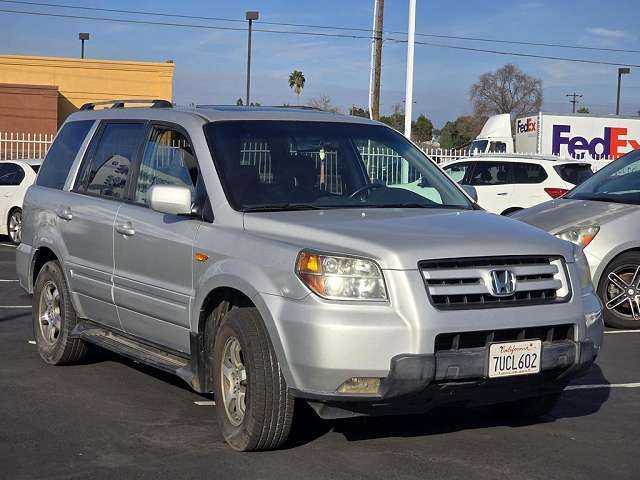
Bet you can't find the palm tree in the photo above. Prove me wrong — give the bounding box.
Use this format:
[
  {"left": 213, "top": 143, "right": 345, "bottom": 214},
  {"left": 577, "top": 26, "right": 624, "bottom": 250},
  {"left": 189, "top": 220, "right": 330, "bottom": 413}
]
[{"left": 288, "top": 70, "right": 306, "bottom": 104}]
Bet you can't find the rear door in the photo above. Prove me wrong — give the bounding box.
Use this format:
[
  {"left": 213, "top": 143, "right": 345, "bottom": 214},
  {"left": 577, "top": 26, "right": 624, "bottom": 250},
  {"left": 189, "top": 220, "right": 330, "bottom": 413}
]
[
  {"left": 464, "top": 161, "right": 514, "bottom": 214},
  {"left": 63, "top": 121, "right": 146, "bottom": 330},
  {"left": 511, "top": 162, "right": 549, "bottom": 208},
  {"left": 113, "top": 123, "right": 203, "bottom": 353}
]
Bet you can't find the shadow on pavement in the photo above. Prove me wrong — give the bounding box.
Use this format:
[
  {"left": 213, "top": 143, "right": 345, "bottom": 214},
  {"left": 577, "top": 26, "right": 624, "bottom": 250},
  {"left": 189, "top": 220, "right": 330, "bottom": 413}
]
[{"left": 328, "top": 364, "right": 610, "bottom": 444}]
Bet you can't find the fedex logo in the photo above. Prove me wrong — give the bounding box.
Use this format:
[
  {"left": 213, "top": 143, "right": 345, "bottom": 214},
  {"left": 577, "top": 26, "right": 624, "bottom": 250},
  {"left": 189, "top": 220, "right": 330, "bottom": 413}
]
[
  {"left": 552, "top": 124, "right": 640, "bottom": 159},
  {"left": 517, "top": 117, "right": 537, "bottom": 134}
]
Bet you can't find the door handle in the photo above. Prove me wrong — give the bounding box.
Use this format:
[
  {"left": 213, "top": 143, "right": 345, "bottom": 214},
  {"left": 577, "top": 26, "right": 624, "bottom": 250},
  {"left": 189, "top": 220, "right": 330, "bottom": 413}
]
[
  {"left": 116, "top": 223, "right": 136, "bottom": 236},
  {"left": 496, "top": 192, "right": 509, "bottom": 196},
  {"left": 56, "top": 207, "right": 73, "bottom": 221}
]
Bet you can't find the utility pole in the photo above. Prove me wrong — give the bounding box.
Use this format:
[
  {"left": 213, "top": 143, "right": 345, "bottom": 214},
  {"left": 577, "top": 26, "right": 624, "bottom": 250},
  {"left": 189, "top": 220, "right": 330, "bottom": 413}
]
[
  {"left": 245, "top": 11, "right": 259, "bottom": 106},
  {"left": 79, "top": 32, "right": 89, "bottom": 59},
  {"left": 566, "top": 92, "right": 583, "bottom": 113},
  {"left": 402, "top": 0, "right": 416, "bottom": 184},
  {"left": 616, "top": 67, "right": 631, "bottom": 115},
  {"left": 370, "top": 0, "right": 384, "bottom": 120}
]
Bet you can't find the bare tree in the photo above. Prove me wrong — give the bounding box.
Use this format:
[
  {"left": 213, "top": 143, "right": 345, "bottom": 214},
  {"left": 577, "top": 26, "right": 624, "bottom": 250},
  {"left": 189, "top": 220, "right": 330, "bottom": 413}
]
[
  {"left": 470, "top": 64, "right": 542, "bottom": 118},
  {"left": 308, "top": 95, "right": 340, "bottom": 113}
]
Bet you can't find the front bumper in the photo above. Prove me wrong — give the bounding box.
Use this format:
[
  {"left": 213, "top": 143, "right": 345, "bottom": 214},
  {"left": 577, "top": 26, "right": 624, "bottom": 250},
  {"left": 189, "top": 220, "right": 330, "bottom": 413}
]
[{"left": 296, "top": 339, "right": 597, "bottom": 419}]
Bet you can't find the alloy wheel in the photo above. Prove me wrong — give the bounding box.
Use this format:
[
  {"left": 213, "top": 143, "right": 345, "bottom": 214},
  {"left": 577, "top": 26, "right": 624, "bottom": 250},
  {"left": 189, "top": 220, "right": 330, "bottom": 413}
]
[
  {"left": 220, "top": 336, "right": 247, "bottom": 426},
  {"left": 8, "top": 210, "right": 22, "bottom": 244},
  {"left": 605, "top": 265, "right": 640, "bottom": 321},
  {"left": 38, "top": 280, "right": 63, "bottom": 345}
]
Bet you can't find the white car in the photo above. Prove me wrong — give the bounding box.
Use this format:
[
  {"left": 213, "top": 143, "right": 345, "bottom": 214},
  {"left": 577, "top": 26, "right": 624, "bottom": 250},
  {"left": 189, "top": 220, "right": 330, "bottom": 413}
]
[
  {"left": 0, "top": 159, "right": 41, "bottom": 244},
  {"left": 442, "top": 154, "right": 593, "bottom": 215}
]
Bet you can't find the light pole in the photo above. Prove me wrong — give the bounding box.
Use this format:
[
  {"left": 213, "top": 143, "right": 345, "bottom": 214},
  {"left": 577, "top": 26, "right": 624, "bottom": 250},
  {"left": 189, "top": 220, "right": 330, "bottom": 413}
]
[
  {"left": 79, "top": 32, "right": 89, "bottom": 59},
  {"left": 245, "top": 11, "right": 259, "bottom": 106},
  {"left": 616, "top": 67, "right": 630, "bottom": 115}
]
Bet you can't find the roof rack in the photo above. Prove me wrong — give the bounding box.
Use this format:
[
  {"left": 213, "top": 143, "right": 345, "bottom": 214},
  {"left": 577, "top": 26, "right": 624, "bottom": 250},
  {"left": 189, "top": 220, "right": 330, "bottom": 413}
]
[
  {"left": 194, "top": 104, "right": 323, "bottom": 111},
  {"left": 79, "top": 99, "right": 172, "bottom": 110}
]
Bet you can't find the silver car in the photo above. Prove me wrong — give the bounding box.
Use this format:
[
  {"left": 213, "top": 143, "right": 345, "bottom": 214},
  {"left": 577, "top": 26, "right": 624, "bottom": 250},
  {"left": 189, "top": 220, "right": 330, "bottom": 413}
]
[
  {"left": 17, "top": 101, "right": 603, "bottom": 451},
  {"left": 513, "top": 150, "right": 640, "bottom": 329}
]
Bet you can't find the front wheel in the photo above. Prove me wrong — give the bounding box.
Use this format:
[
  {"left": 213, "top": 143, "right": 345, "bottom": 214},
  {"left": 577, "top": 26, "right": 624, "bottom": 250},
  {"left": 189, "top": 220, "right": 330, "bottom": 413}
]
[
  {"left": 212, "top": 307, "right": 295, "bottom": 451},
  {"left": 8, "top": 208, "right": 22, "bottom": 245},
  {"left": 598, "top": 252, "right": 640, "bottom": 330}
]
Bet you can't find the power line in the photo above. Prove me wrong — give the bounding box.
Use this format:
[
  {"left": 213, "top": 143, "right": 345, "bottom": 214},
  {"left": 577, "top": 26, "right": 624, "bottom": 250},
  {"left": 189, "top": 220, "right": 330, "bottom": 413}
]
[
  {"left": 565, "top": 92, "right": 583, "bottom": 113},
  {"left": 1, "top": 7, "right": 640, "bottom": 69},
  {"left": 2, "top": 0, "right": 640, "bottom": 55}
]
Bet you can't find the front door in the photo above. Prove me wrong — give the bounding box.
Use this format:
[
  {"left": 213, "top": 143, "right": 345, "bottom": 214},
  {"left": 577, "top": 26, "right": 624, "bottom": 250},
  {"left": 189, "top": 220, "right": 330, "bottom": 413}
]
[
  {"left": 113, "top": 124, "right": 202, "bottom": 353},
  {"left": 466, "top": 161, "right": 514, "bottom": 214}
]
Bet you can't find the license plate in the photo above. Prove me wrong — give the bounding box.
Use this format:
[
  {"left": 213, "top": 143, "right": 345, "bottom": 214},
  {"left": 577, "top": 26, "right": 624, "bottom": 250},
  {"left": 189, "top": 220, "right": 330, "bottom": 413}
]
[{"left": 488, "top": 340, "right": 542, "bottom": 378}]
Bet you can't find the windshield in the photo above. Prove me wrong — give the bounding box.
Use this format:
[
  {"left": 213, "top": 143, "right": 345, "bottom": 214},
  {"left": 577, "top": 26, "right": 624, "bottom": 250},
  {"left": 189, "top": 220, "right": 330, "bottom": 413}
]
[
  {"left": 566, "top": 150, "right": 640, "bottom": 205},
  {"left": 469, "top": 140, "right": 488, "bottom": 154},
  {"left": 204, "top": 121, "right": 472, "bottom": 211}
]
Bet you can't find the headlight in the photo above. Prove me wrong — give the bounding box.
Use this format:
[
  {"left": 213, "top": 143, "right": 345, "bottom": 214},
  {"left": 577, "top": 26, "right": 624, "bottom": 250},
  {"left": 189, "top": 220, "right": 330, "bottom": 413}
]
[
  {"left": 296, "top": 251, "right": 388, "bottom": 301},
  {"left": 555, "top": 226, "right": 599, "bottom": 249},
  {"left": 573, "top": 245, "right": 593, "bottom": 290}
]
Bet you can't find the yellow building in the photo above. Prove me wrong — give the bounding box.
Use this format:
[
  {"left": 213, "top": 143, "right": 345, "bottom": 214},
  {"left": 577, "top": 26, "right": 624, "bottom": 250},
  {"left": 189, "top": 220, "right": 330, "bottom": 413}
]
[{"left": 0, "top": 54, "right": 174, "bottom": 130}]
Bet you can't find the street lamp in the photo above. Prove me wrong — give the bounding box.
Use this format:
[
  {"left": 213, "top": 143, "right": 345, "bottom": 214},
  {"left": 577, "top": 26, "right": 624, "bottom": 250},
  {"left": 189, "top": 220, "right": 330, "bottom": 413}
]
[
  {"left": 79, "top": 32, "right": 89, "bottom": 59},
  {"left": 245, "top": 11, "right": 259, "bottom": 106},
  {"left": 616, "top": 67, "right": 631, "bottom": 115}
]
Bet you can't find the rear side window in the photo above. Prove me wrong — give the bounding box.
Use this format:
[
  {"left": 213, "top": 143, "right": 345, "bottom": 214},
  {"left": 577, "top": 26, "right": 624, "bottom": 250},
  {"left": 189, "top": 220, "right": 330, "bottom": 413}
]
[
  {"left": 554, "top": 164, "right": 594, "bottom": 185},
  {"left": 0, "top": 163, "right": 25, "bottom": 186},
  {"left": 468, "top": 162, "right": 511, "bottom": 186},
  {"left": 76, "top": 122, "right": 145, "bottom": 200},
  {"left": 443, "top": 162, "right": 471, "bottom": 183},
  {"left": 36, "top": 120, "right": 93, "bottom": 189},
  {"left": 513, "top": 162, "right": 548, "bottom": 184}
]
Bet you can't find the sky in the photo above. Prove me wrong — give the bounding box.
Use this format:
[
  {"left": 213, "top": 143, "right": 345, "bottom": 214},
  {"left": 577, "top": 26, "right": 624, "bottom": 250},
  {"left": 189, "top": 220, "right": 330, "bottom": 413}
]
[{"left": 1, "top": 0, "right": 639, "bottom": 128}]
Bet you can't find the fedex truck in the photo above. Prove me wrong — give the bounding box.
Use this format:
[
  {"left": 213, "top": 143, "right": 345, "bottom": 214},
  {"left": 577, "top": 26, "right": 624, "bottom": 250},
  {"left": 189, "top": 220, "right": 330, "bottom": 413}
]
[{"left": 470, "top": 112, "right": 640, "bottom": 161}]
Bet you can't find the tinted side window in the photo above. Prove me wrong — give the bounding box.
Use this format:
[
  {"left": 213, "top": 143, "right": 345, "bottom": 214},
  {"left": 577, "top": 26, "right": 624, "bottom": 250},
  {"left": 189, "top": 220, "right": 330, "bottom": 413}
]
[
  {"left": 77, "top": 122, "right": 145, "bottom": 200},
  {"left": 554, "top": 164, "right": 593, "bottom": 185},
  {"left": 443, "top": 162, "right": 471, "bottom": 183},
  {"left": 513, "top": 162, "right": 548, "bottom": 184},
  {"left": 36, "top": 120, "right": 93, "bottom": 189},
  {"left": 468, "top": 162, "right": 511, "bottom": 186},
  {"left": 0, "top": 163, "right": 25, "bottom": 186},
  {"left": 135, "top": 127, "right": 199, "bottom": 205}
]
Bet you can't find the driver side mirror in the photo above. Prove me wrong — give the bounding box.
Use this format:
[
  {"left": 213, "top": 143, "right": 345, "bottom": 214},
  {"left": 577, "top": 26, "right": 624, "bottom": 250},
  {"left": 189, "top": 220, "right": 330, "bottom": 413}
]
[
  {"left": 461, "top": 185, "right": 478, "bottom": 202},
  {"left": 147, "top": 184, "right": 193, "bottom": 215}
]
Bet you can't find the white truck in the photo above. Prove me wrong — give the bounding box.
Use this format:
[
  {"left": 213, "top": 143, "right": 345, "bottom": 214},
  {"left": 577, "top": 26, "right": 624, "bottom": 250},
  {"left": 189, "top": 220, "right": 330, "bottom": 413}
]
[{"left": 470, "top": 112, "right": 640, "bottom": 161}]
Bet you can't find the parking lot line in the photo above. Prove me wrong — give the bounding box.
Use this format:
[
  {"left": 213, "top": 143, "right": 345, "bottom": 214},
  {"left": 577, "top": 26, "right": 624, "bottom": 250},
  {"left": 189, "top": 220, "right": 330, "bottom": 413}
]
[
  {"left": 0, "top": 279, "right": 19, "bottom": 282},
  {"left": 0, "top": 305, "right": 31, "bottom": 309},
  {"left": 194, "top": 400, "right": 216, "bottom": 406},
  {"left": 0, "top": 243, "right": 16, "bottom": 248},
  {"left": 604, "top": 330, "right": 640, "bottom": 334},
  {"left": 565, "top": 382, "right": 640, "bottom": 391}
]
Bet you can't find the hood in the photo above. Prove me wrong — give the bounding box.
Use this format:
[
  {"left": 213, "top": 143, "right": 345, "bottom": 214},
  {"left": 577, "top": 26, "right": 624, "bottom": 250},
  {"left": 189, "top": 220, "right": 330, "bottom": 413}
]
[
  {"left": 511, "top": 199, "right": 639, "bottom": 234},
  {"left": 242, "top": 208, "right": 574, "bottom": 270}
]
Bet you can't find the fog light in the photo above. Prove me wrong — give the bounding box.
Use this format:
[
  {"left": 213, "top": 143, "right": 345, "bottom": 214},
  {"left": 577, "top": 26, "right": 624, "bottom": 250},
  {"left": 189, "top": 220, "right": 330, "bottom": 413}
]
[{"left": 337, "top": 377, "right": 381, "bottom": 394}]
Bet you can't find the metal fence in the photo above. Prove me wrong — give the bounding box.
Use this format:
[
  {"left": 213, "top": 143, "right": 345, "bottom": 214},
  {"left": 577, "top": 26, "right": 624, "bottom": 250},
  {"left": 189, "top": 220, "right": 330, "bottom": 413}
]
[{"left": 0, "top": 132, "right": 54, "bottom": 161}]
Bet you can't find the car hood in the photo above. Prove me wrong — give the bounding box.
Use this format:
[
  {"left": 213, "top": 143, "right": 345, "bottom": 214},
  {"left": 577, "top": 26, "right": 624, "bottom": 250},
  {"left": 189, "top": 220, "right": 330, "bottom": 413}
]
[
  {"left": 242, "top": 208, "right": 574, "bottom": 270},
  {"left": 511, "top": 198, "right": 639, "bottom": 234}
]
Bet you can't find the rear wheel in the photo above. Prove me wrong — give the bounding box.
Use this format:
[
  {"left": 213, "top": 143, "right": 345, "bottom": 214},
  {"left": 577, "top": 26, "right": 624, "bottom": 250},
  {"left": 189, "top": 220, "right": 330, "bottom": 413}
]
[
  {"left": 598, "top": 252, "right": 640, "bottom": 330},
  {"left": 7, "top": 208, "right": 22, "bottom": 245},
  {"left": 212, "top": 307, "right": 294, "bottom": 451},
  {"left": 33, "top": 260, "right": 89, "bottom": 365}
]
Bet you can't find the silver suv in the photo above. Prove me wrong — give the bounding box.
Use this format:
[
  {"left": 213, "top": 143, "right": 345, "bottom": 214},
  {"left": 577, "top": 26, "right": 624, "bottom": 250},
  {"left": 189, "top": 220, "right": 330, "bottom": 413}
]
[{"left": 17, "top": 101, "right": 604, "bottom": 451}]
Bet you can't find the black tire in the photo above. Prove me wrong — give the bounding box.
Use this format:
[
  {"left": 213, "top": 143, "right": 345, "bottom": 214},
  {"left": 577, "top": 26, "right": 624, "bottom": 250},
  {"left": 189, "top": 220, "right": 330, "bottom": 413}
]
[
  {"left": 598, "top": 251, "right": 640, "bottom": 330},
  {"left": 498, "top": 392, "right": 562, "bottom": 419},
  {"left": 32, "top": 260, "right": 89, "bottom": 365},
  {"left": 212, "top": 307, "right": 294, "bottom": 451}
]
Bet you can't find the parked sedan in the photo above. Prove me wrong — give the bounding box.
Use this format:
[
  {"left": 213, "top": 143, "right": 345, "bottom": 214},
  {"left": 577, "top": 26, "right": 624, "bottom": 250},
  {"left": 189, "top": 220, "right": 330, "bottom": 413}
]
[
  {"left": 443, "top": 154, "right": 593, "bottom": 215},
  {"left": 513, "top": 150, "right": 640, "bottom": 329},
  {"left": 0, "top": 159, "right": 41, "bottom": 244}
]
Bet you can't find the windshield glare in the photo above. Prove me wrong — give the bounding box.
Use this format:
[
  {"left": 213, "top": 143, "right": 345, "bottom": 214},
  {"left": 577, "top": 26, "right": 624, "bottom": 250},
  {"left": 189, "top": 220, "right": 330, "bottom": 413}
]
[
  {"left": 566, "top": 150, "right": 640, "bottom": 205},
  {"left": 204, "top": 121, "right": 472, "bottom": 211}
]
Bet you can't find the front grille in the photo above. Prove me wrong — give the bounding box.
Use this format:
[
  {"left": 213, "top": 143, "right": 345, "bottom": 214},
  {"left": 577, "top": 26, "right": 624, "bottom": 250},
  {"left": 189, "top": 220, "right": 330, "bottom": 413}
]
[
  {"left": 434, "top": 324, "right": 575, "bottom": 353},
  {"left": 420, "top": 256, "right": 570, "bottom": 310}
]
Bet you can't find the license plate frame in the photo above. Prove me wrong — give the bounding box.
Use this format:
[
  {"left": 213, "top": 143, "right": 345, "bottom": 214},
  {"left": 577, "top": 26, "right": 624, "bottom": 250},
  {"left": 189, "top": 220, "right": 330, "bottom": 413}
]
[{"left": 488, "top": 340, "right": 542, "bottom": 378}]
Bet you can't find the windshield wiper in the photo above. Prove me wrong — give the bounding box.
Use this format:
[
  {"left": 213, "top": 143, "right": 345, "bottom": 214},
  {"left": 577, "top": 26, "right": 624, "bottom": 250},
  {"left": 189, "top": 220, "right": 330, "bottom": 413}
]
[{"left": 242, "top": 202, "right": 327, "bottom": 212}]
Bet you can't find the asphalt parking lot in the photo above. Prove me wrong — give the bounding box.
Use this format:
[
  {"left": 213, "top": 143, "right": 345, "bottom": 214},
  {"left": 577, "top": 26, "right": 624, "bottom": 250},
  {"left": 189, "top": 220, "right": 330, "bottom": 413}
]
[{"left": 1, "top": 240, "right": 639, "bottom": 480}]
